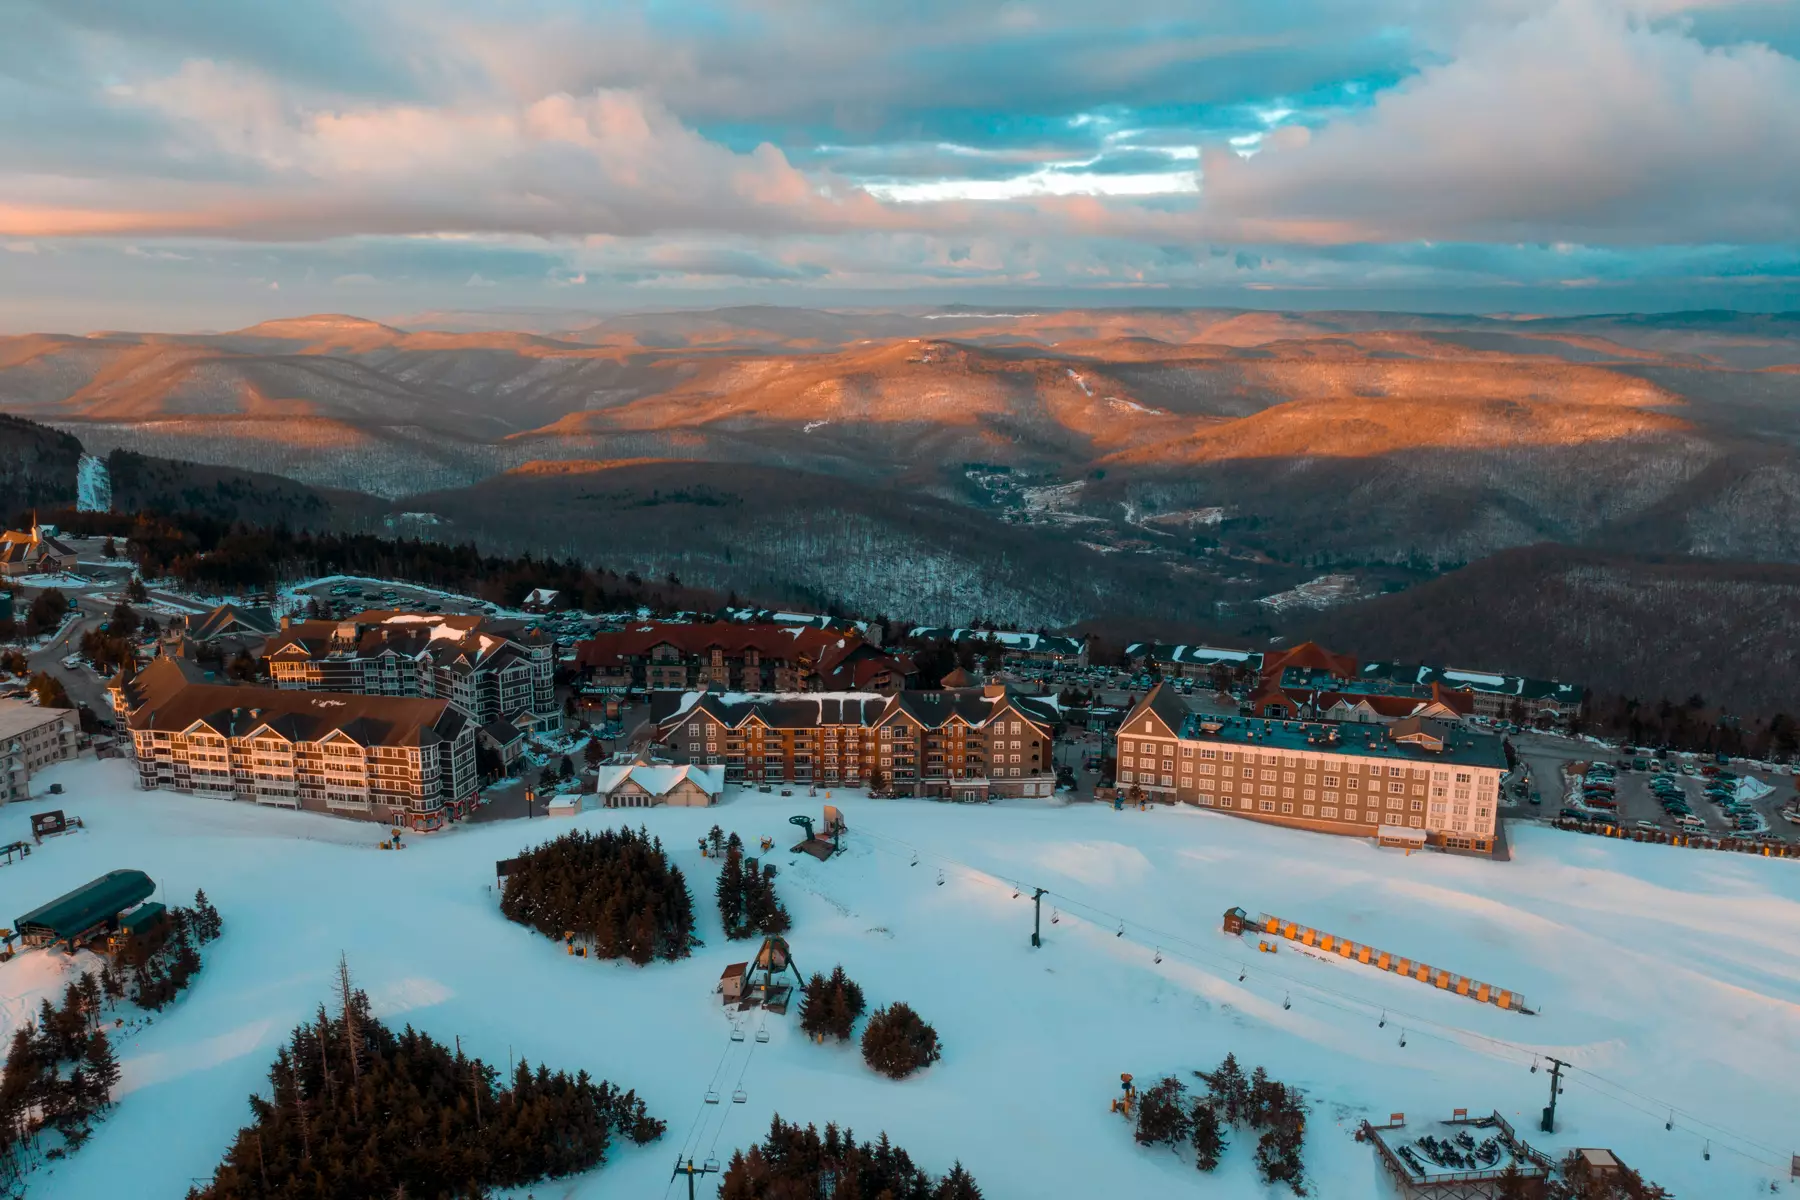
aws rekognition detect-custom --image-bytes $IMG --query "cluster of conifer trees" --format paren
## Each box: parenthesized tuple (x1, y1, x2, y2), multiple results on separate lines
(1132, 1053, 1306, 1192)
(710, 829, 790, 941)
(719, 1116, 982, 1199)
(860, 1003, 941, 1080)
(97, 891, 223, 1011)
(500, 828, 695, 964)
(0, 977, 124, 1185)
(797, 965, 867, 1042)
(189, 961, 663, 1199)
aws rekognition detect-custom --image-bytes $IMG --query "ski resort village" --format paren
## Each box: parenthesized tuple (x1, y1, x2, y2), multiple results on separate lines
(0, 530, 1797, 1200)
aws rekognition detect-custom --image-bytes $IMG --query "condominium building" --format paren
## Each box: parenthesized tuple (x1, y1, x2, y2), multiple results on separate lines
(121, 657, 478, 829)
(262, 610, 555, 728)
(578, 622, 914, 695)
(0, 700, 79, 802)
(1120, 683, 1507, 855)
(657, 683, 1060, 799)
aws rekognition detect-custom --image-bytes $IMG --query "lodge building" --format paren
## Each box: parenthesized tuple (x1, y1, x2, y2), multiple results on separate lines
(578, 622, 914, 695)
(118, 657, 479, 829)
(1119, 683, 1506, 854)
(657, 683, 1060, 799)
(262, 611, 556, 729)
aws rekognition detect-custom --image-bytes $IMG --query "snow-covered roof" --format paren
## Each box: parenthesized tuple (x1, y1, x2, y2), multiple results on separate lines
(593, 763, 726, 798)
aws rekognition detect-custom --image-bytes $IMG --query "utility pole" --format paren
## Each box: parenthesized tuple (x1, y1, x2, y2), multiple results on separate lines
(1539, 1057, 1568, 1133)
(1031, 887, 1048, 948)
(671, 1155, 719, 1199)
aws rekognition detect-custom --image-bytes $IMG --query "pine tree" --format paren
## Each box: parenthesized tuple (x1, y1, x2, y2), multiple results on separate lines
(1199, 1052, 1249, 1126)
(1254, 1110, 1307, 1194)
(717, 843, 747, 936)
(860, 1003, 940, 1080)
(82, 1030, 121, 1109)
(1191, 1099, 1226, 1171)
(1134, 1076, 1190, 1147)
(933, 1163, 983, 1200)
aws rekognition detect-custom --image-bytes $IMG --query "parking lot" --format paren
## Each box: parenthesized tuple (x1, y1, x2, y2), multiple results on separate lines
(1516, 738, 1799, 846)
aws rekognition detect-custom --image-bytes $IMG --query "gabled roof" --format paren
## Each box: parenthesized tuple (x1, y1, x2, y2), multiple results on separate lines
(1125, 642, 1264, 671)
(576, 621, 866, 670)
(1261, 641, 1358, 682)
(594, 763, 726, 797)
(188, 604, 280, 642)
(1120, 682, 1190, 738)
(126, 676, 466, 748)
(660, 685, 1057, 735)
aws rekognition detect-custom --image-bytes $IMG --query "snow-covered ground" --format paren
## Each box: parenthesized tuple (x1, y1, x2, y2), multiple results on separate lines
(3, 758, 1797, 1198)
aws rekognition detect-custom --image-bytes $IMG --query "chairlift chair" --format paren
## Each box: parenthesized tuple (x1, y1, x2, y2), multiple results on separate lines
(732, 1088, 747, 1104)
(703, 1154, 721, 1172)
(730, 1024, 746, 1042)
(755, 1021, 770, 1044)
(704, 1089, 720, 1105)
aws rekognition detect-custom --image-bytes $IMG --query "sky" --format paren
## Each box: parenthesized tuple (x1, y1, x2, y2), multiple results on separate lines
(2, 0, 1799, 332)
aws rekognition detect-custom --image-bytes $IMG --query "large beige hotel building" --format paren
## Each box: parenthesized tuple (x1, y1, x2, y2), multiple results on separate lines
(1119, 684, 1507, 855)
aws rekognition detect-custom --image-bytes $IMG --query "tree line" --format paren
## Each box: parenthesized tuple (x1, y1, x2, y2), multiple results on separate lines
(500, 828, 695, 964)
(719, 1116, 981, 1200)
(44, 506, 727, 615)
(104, 890, 224, 1012)
(188, 960, 664, 1199)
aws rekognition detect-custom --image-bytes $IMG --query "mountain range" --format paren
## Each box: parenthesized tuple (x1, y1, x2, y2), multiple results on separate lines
(3, 305, 1797, 707)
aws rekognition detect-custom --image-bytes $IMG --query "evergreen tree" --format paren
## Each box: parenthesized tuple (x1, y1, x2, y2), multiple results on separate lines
(1254, 1110, 1307, 1194)
(1198, 1052, 1250, 1126)
(1134, 1075, 1190, 1147)
(1191, 1099, 1226, 1171)
(717, 841, 747, 935)
(500, 827, 695, 962)
(82, 1029, 121, 1109)
(932, 1163, 983, 1200)
(188, 976, 663, 1199)
(860, 1003, 940, 1080)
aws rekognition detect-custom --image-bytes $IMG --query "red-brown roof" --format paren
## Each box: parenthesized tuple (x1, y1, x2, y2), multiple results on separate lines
(1260, 641, 1358, 682)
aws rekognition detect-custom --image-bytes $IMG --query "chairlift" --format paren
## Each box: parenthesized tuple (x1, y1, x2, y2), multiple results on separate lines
(936, 869, 945, 887)
(730, 1024, 746, 1042)
(1115, 922, 1124, 938)
(704, 1089, 720, 1105)
(1398, 1028, 1407, 1048)
(1702, 1140, 1709, 1161)
(1051, 908, 1060, 924)
(1378, 1010, 1386, 1029)
(910, 852, 919, 867)
(1665, 1110, 1673, 1132)
(1282, 992, 1291, 1011)
(1153, 947, 1162, 964)
(1011, 887, 1020, 900)
(1238, 965, 1246, 982)
(732, 1088, 747, 1104)
(703, 1154, 721, 1172)
(755, 1026, 770, 1044)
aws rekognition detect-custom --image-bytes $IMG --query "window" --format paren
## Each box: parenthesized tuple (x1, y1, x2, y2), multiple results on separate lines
(1200, 748, 1217, 760)
(1120, 771, 1134, 783)
(1410, 800, 1424, 812)
(1281, 802, 1294, 814)
(1281, 787, 1295, 799)
(1181, 746, 1194, 758)
(1283, 771, 1296, 783)
(1259, 800, 1275, 813)
(1120, 739, 1134, 754)
(1302, 805, 1315, 817)
(1455, 772, 1472, 783)
(1388, 781, 1405, 794)
(1322, 806, 1338, 819)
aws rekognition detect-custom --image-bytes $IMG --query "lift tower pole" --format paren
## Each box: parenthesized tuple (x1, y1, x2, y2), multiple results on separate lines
(1539, 1057, 1568, 1133)
(672, 1155, 719, 1200)
(1031, 888, 1049, 948)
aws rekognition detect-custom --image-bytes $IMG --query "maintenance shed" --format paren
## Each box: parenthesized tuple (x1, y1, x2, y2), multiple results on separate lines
(15, 869, 157, 949)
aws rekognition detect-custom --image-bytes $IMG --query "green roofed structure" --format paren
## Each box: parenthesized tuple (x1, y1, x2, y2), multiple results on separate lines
(15, 869, 157, 949)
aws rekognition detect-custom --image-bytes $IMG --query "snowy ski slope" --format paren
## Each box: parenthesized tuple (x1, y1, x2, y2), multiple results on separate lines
(1, 758, 1796, 1198)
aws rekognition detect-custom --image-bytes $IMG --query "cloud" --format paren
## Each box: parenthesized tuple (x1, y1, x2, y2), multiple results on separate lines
(1195, 0, 1800, 245)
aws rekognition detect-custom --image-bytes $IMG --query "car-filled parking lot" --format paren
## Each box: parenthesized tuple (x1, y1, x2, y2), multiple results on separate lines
(1545, 751, 1797, 844)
